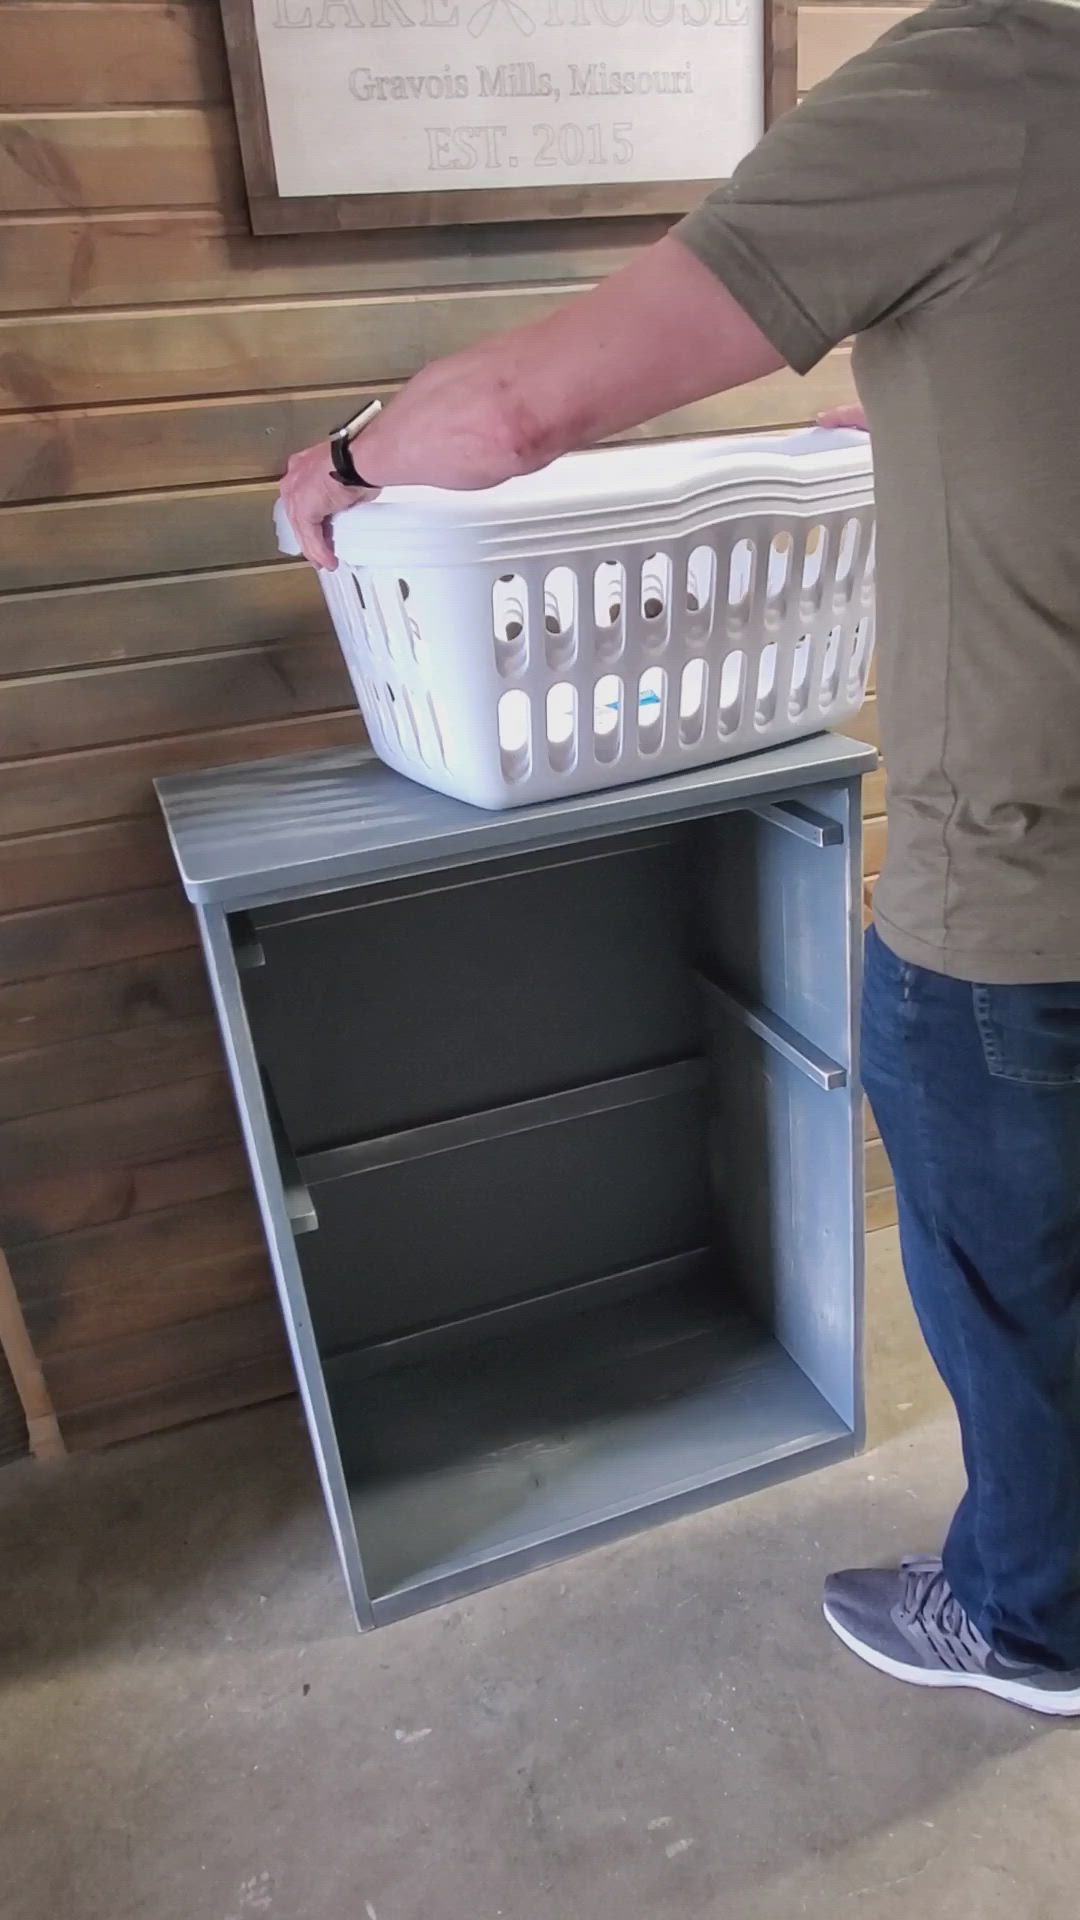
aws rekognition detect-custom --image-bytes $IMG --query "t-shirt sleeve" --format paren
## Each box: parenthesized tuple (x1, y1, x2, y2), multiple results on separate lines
(675, 0, 1024, 374)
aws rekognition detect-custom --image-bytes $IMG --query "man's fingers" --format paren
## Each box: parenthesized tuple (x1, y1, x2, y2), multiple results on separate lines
(817, 404, 868, 432)
(277, 440, 351, 569)
(279, 486, 335, 570)
(300, 517, 338, 571)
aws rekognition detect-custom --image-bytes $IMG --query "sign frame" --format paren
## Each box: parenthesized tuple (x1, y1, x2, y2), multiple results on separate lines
(219, 0, 797, 235)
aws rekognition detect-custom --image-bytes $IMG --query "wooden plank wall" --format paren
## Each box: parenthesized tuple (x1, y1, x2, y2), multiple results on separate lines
(0, 0, 899, 1450)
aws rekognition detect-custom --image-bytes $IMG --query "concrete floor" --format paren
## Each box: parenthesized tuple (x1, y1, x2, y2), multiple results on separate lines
(4, 1395, 1079, 1920)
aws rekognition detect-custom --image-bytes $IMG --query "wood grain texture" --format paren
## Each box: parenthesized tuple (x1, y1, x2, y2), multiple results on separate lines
(1, 352, 855, 503)
(12, 1190, 264, 1348)
(0, 208, 656, 314)
(0, 949, 211, 1055)
(1, 1140, 249, 1247)
(0, 483, 283, 589)
(0, 286, 580, 410)
(0, 884, 196, 987)
(0, 638, 352, 758)
(60, 1343, 293, 1450)
(0, 815, 179, 913)
(0, 108, 239, 215)
(40, 1296, 286, 1422)
(0, 1015, 223, 1121)
(0, 709, 365, 837)
(0, 2, 230, 112)
(0, 566, 328, 673)
(0, 1073, 238, 1190)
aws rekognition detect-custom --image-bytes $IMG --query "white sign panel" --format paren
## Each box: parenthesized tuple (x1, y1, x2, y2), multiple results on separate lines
(253, 0, 765, 199)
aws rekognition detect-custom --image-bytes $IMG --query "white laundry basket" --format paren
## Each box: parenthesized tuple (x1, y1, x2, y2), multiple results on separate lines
(275, 428, 875, 811)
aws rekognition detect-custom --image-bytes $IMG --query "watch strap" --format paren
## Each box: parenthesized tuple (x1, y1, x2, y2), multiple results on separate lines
(329, 396, 383, 489)
(330, 434, 374, 489)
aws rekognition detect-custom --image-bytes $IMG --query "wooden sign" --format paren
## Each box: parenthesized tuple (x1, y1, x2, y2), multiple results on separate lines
(220, 0, 795, 232)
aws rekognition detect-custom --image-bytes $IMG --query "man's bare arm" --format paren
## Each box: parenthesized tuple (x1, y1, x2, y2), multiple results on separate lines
(280, 233, 785, 568)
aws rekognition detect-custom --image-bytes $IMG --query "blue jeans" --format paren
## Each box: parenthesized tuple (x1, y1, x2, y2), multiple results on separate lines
(862, 924, 1080, 1669)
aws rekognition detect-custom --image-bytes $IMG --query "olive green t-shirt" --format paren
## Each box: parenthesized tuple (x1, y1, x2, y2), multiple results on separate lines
(678, 0, 1080, 984)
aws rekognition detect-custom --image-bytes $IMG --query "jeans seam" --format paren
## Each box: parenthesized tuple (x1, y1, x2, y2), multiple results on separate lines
(907, 1043, 994, 1634)
(973, 984, 1080, 1088)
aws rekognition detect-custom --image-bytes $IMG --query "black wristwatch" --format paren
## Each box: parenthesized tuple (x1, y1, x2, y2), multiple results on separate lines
(329, 398, 383, 488)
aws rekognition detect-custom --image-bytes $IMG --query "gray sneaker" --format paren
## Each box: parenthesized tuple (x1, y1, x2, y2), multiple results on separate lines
(823, 1554, 1080, 1716)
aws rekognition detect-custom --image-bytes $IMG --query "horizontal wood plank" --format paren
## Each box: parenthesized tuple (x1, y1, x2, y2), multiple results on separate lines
(42, 1295, 284, 1419)
(0, 637, 352, 758)
(0, 949, 210, 1055)
(0, 814, 177, 912)
(0, 565, 327, 674)
(0, 884, 195, 987)
(0, 286, 578, 411)
(61, 1344, 292, 1450)
(0, 108, 240, 216)
(0, 482, 284, 589)
(0, 708, 365, 836)
(0, 1014, 222, 1120)
(0, 1071, 237, 1187)
(0, 3, 229, 112)
(0, 208, 654, 315)
(1, 352, 855, 503)
(13, 1189, 262, 1333)
(1, 1139, 249, 1246)
(26, 1244, 272, 1373)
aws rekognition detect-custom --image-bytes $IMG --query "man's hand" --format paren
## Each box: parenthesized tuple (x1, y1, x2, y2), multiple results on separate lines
(279, 442, 379, 571)
(818, 404, 868, 432)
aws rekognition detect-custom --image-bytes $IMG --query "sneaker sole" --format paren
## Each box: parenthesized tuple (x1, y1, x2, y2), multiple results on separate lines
(823, 1602, 1080, 1717)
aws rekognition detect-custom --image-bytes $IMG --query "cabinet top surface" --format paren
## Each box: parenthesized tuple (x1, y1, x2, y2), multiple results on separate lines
(156, 737, 878, 909)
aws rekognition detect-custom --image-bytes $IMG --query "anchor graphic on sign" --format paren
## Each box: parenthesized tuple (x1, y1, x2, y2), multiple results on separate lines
(467, 0, 535, 35)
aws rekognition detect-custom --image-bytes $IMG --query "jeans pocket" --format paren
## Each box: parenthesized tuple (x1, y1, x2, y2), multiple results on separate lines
(973, 983, 1080, 1087)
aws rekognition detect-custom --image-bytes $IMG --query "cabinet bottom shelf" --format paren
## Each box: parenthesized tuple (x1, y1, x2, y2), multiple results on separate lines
(324, 1265, 853, 1624)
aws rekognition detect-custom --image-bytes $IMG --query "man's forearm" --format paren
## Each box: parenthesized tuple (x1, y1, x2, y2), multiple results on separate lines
(352, 235, 784, 489)
(281, 232, 786, 567)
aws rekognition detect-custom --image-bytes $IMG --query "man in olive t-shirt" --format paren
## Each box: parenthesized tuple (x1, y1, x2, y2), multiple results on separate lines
(281, 0, 1080, 1714)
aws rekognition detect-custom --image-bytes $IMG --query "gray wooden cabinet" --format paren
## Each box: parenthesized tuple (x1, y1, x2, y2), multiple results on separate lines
(159, 735, 876, 1629)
